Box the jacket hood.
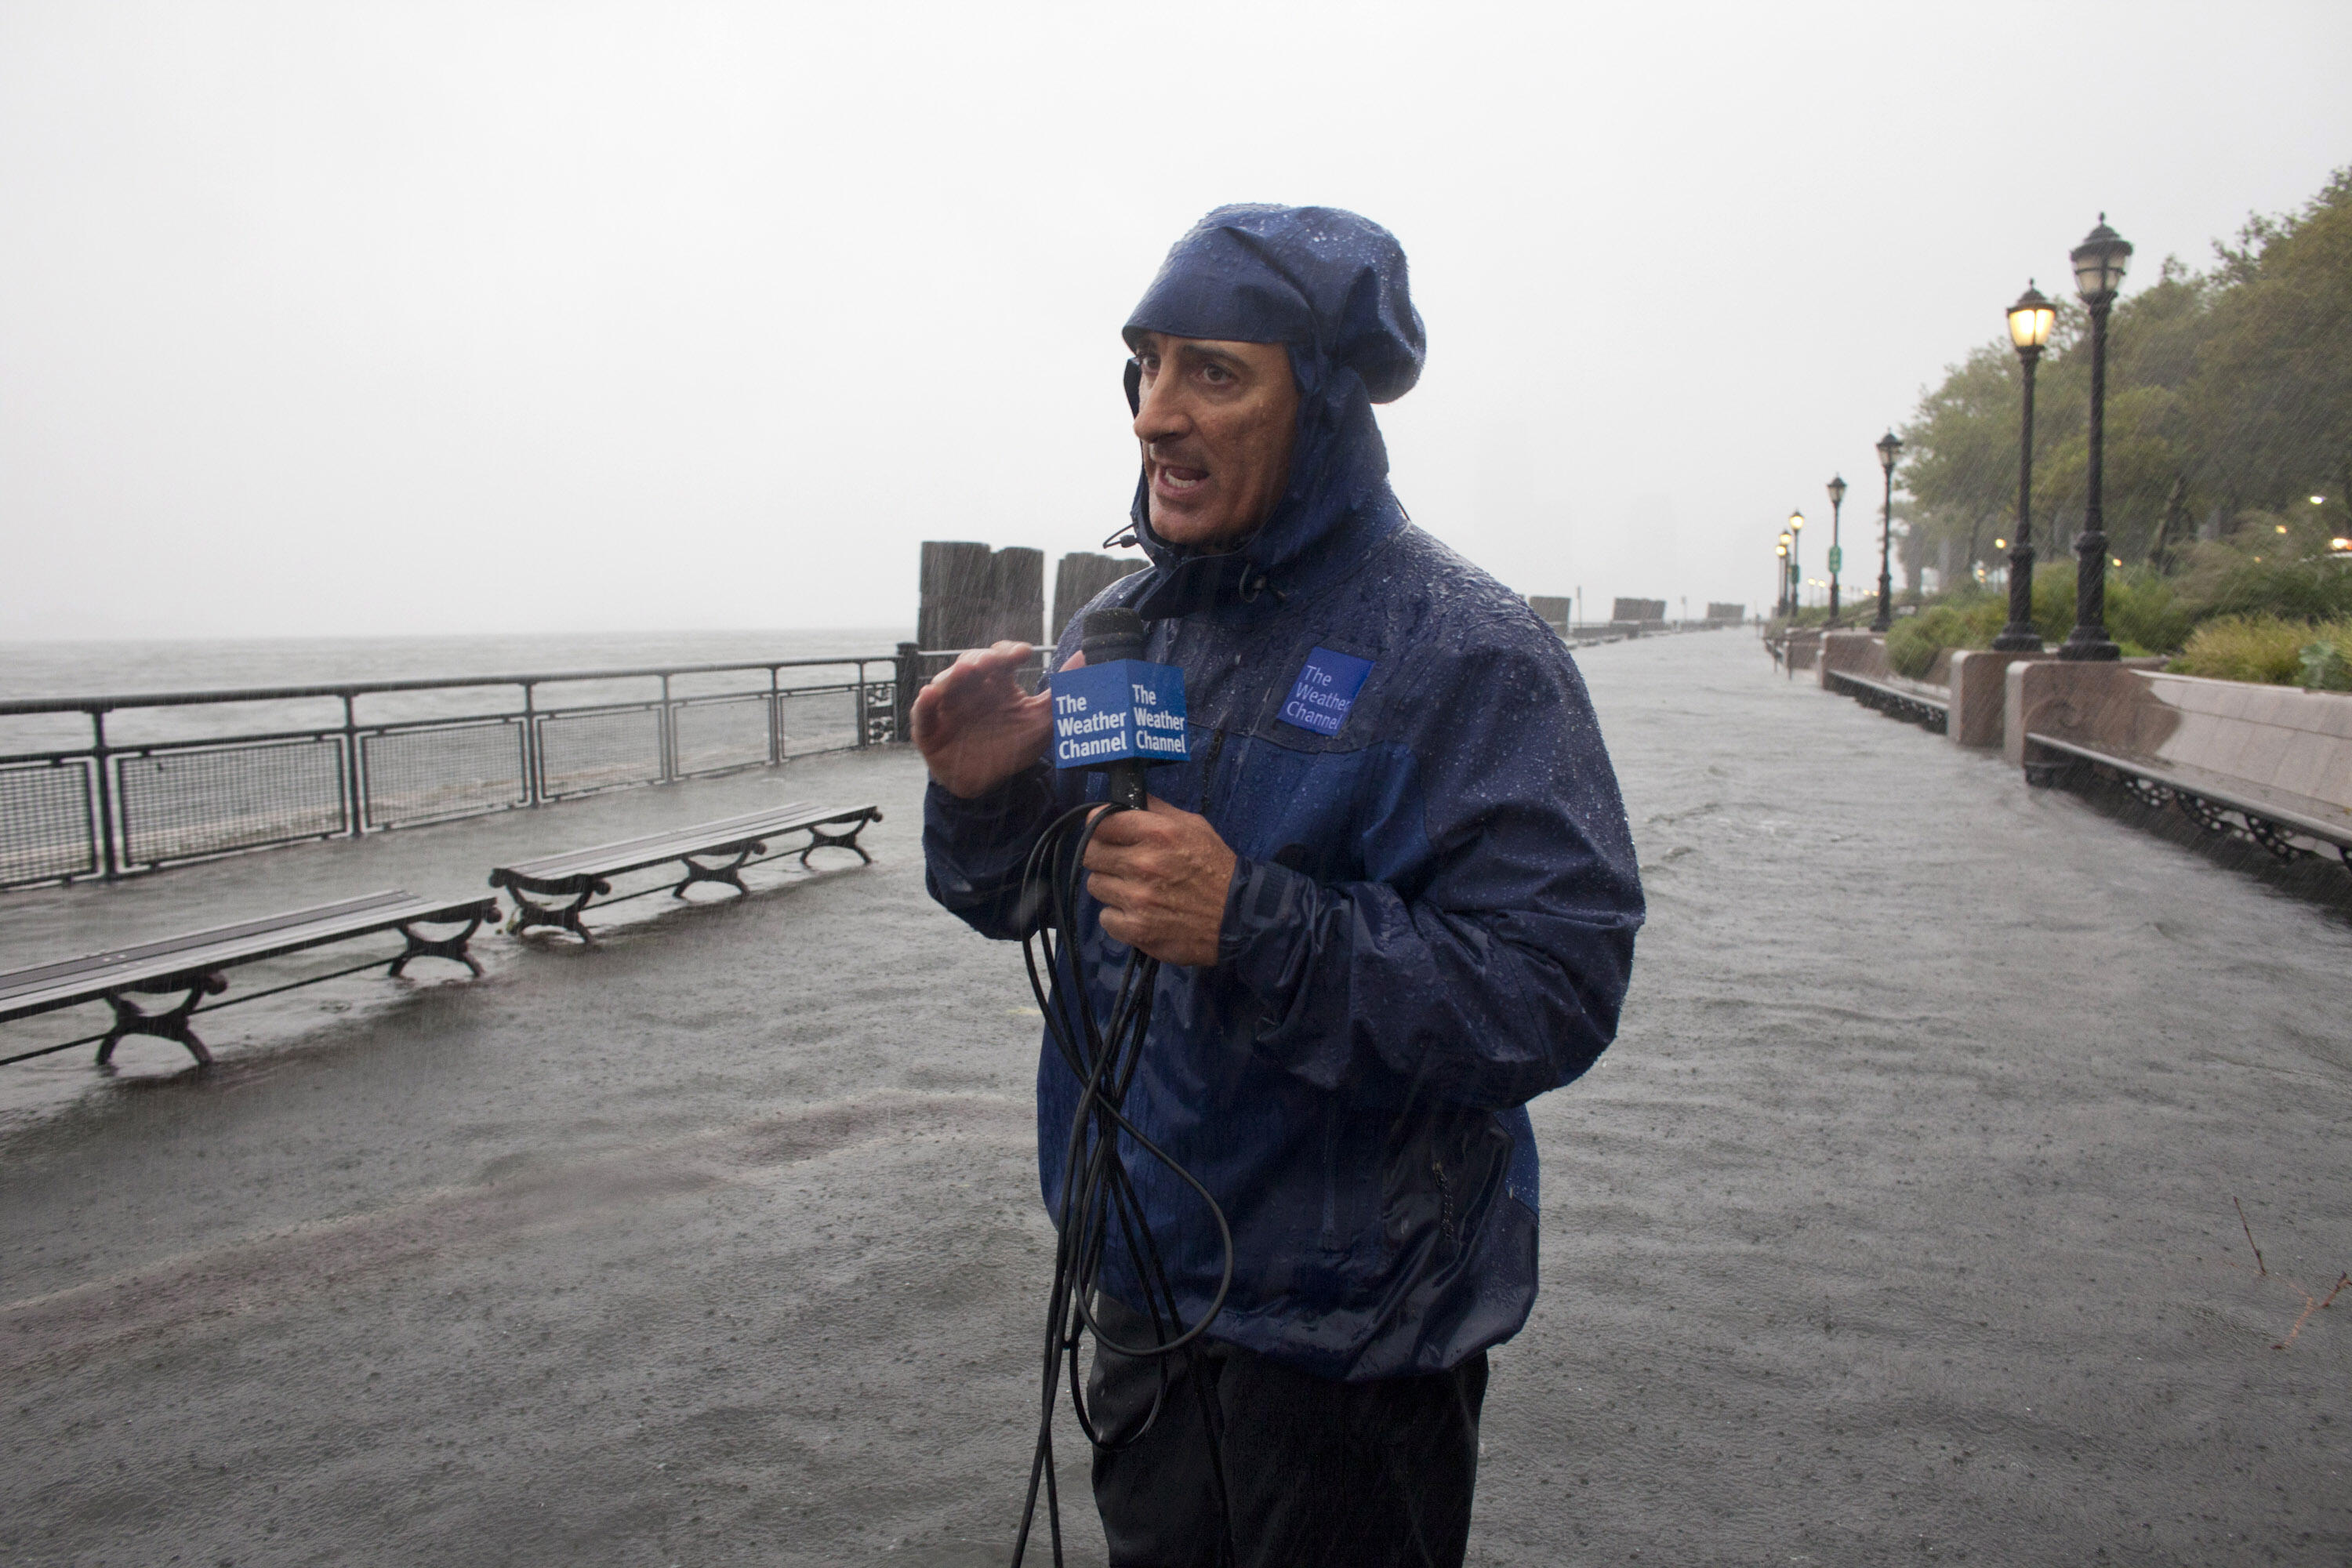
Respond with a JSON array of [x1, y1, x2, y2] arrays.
[[1120, 205, 1425, 620]]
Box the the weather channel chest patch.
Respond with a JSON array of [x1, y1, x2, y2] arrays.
[[1278, 648, 1375, 737]]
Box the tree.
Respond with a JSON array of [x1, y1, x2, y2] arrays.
[[2182, 169, 2352, 517], [1896, 169, 2350, 574]]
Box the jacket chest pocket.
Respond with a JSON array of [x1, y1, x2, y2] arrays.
[[1213, 735, 1379, 883]]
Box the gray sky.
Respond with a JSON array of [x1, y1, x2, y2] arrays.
[[5, 0, 2348, 640]]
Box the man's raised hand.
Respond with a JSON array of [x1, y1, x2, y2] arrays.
[[913, 641, 1062, 799]]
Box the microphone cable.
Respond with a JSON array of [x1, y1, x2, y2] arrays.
[[1007, 793, 1237, 1567]]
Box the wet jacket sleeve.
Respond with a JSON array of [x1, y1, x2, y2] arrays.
[[1216, 643, 1642, 1112], [923, 764, 1061, 940]]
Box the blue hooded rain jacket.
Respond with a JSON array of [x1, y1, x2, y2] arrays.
[[924, 205, 1643, 1381]]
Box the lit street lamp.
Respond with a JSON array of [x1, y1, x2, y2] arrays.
[[1788, 511, 1804, 620], [2060, 216, 2132, 660], [1993, 281, 2057, 652], [1825, 476, 1848, 625], [1777, 531, 1793, 618], [1872, 430, 1903, 631]]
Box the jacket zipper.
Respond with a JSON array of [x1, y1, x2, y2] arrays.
[[1198, 727, 1229, 815]]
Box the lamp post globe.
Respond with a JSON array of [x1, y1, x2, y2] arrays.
[[1871, 430, 1903, 631], [1992, 281, 2058, 652], [1826, 475, 1848, 626], [2071, 216, 2133, 303], [2062, 217, 2132, 661]]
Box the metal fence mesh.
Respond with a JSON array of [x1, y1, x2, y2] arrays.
[[6, 657, 901, 887], [362, 720, 529, 828], [672, 695, 771, 777], [0, 760, 97, 887], [781, 688, 861, 757], [117, 739, 347, 866], [536, 706, 663, 797]]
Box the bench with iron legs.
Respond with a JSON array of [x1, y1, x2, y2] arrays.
[[1824, 667, 1951, 734], [0, 891, 499, 1068], [487, 801, 882, 941], [2024, 732, 2352, 870]]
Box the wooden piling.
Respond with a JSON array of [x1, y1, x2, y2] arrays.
[[1051, 552, 1147, 644]]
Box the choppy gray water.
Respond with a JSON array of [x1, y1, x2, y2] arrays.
[[2, 629, 2347, 1566]]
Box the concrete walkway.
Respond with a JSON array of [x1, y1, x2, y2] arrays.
[[3, 632, 2348, 1566]]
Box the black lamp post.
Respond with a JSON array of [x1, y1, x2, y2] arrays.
[[1992, 281, 2057, 652], [1871, 430, 1902, 631], [1826, 476, 1848, 626], [2060, 216, 2132, 660], [1777, 532, 1792, 618], [1788, 512, 1805, 617]]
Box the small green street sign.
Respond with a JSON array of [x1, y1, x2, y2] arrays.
[[1827, 546, 1843, 572]]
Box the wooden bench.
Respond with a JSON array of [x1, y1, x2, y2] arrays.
[[488, 801, 882, 940], [0, 891, 499, 1067]]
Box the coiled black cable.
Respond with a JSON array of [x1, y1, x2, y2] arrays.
[[1008, 797, 1237, 1567]]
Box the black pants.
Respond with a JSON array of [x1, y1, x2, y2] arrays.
[[1086, 1296, 1489, 1568]]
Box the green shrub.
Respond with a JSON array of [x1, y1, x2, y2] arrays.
[[2107, 572, 2196, 655], [2299, 635, 2352, 691], [2030, 562, 2075, 645], [2176, 524, 2352, 623], [2024, 561, 2194, 655], [2169, 615, 2352, 684], [1878, 524, 2350, 681], [1885, 597, 2005, 677]]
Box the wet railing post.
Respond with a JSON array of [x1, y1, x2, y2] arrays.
[[659, 673, 675, 783], [895, 642, 920, 745], [768, 666, 782, 766], [343, 691, 364, 836], [523, 681, 542, 805], [89, 706, 120, 881]]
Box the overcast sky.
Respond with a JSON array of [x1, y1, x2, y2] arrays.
[[4, 1, 2348, 641]]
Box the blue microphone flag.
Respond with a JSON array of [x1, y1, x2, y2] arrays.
[[1050, 659, 1189, 770]]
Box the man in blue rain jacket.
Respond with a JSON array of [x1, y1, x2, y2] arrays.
[[917, 205, 1643, 1568]]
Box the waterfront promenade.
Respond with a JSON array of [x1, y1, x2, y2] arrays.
[[3, 630, 2347, 1565]]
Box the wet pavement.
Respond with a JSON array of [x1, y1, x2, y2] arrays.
[[4, 630, 2349, 1566]]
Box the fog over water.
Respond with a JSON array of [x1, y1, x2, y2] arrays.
[[5, 2, 2349, 644]]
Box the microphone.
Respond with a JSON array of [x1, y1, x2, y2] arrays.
[[1079, 611, 1149, 808], [1057, 608, 1188, 809], [1080, 606, 1147, 666]]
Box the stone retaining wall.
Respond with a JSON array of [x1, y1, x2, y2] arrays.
[[1945, 650, 2049, 747]]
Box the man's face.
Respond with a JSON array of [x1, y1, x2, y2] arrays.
[[1131, 331, 1299, 550]]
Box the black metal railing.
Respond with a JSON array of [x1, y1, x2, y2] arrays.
[[0, 654, 906, 889]]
